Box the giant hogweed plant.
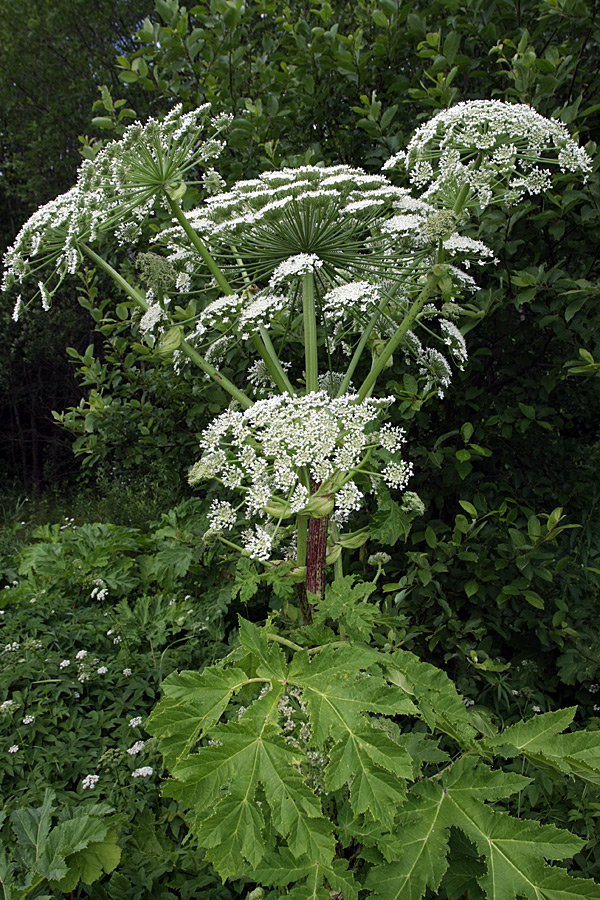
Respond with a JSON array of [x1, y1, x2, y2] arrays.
[[4, 101, 600, 900]]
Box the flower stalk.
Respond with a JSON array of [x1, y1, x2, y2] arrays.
[[80, 243, 253, 410], [302, 272, 318, 393]]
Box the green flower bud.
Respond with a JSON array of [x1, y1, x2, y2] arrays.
[[304, 493, 335, 518]]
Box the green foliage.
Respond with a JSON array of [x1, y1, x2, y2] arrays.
[[0, 506, 248, 898], [148, 598, 600, 899], [3, 2, 600, 898], [0, 790, 119, 897]]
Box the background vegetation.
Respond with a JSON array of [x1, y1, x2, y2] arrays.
[[1, 0, 600, 897]]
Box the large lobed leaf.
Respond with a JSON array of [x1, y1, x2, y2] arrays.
[[485, 708, 600, 785], [365, 757, 600, 900]]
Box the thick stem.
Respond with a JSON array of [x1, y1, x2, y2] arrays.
[[302, 272, 318, 393], [295, 582, 314, 625], [306, 514, 329, 599], [329, 522, 344, 580], [336, 292, 392, 398], [305, 476, 329, 601], [80, 243, 148, 309], [251, 330, 295, 396]]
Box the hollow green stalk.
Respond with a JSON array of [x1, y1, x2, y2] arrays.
[[336, 292, 393, 398], [302, 272, 318, 393], [329, 522, 344, 579], [165, 193, 233, 295], [167, 198, 294, 398], [356, 274, 437, 402], [80, 243, 253, 409], [251, 330, 295, 396]]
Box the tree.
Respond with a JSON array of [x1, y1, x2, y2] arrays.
[[0, 0, 154, 490]]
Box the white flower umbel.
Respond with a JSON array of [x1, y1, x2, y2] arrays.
[[270, 253, 324, 286], [188, 392, 410, 560], [383, 100, 592, 209], [161, 164, 435, 290], [2, 105, 229, 310]]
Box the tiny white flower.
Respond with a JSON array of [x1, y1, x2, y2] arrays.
[[59, 659, 70, 668], [22, 715, 34, 725], [122, 668, 132, 677], [131, 766, 153, 778], [97, 666, 108, 675], [75, 650, 87, 660], [128, 716, 143, 728], [8, 744, 19, 753], [81, 774, 99, 790], [127, 740, 146, 756]]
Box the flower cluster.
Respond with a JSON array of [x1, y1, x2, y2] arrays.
[[2, 105, 229, 317], [383, 100, 592, 208], [188, 392, 410, 560], [162, 163, 435, 291]]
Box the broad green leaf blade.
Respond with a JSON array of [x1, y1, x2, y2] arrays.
[[366, 757, 598, 900], [146, 666, 250, 765], [254, 849, 359, 900], [197, 792, 266, 880], [441, 758, 599, 900], [290, 646, 416, 744], [364, 780, 451, 900], [387, 649, 479, 745], [170, 725, 261, 809], [39, 816, 110, 883], [0, 846, 16, 900], [174, 723, 334, 879], [10, 790, 55, 882], [315, 576, 379, 639], [238, 617, 288, 678], [50, 828, 120, 891], [486, 709, 600, 785], [325, 729, 412, 826]]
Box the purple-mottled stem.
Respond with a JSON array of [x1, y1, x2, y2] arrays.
[[306, 514, 329, 599], [305, 476, 329, 604]]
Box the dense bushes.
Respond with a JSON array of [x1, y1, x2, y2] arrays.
[[1, 1, 600, 897]]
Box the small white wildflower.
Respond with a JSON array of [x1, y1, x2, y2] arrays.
[[383, 460, 413, 490], [532, 705, 541, 713], [75, 650, 88, 660], [97, 666, 108, 675], [81, 774, 99, 790], [22, 715, 34, 725], [241, 525, 273, 561], [128, 716, 143, 728], [122, 668, 132, 677], [8, 744, 19, 753], [131, 766, 153, 778], [127, 740, 146, 756], [0, 700, 15, 714], [59, 659, 70, 669]]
